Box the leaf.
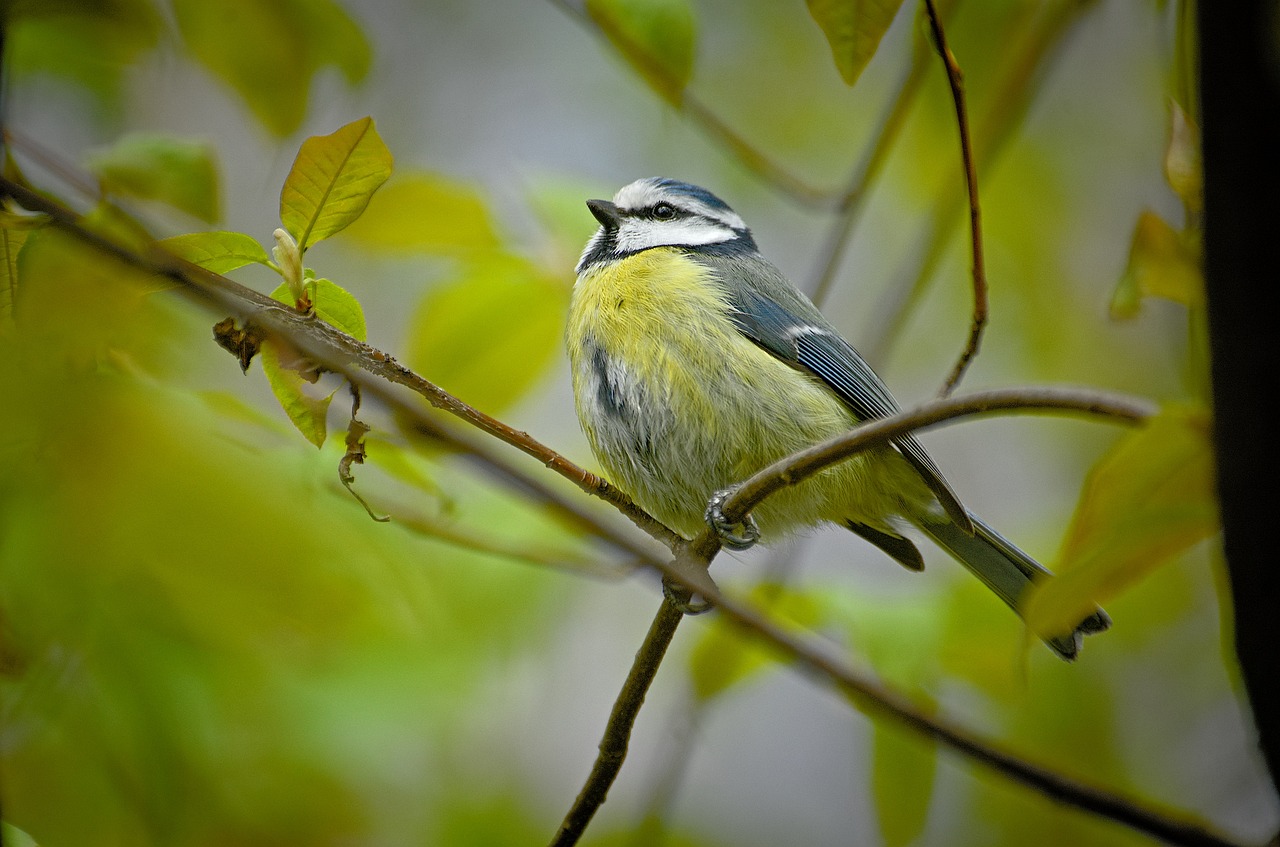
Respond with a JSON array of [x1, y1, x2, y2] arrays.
[[280, 117, 394, 252], [1024, 407, 1219, 640], [806, 0, 907, 86], [687, 583, 822, 702], [170, 0, 371, 137], [406, 255, 566, 414], [86, 134, 221, 223], [1111, 210, 1203, 319], [4, 0, 161, 110], [340, 172, 499, 253], [269, 279, 367, 341], [260, 337, 337, 448], [282, 0, 372, 86], [871, 721, 937, 847], [585, 0, 697, 106], [1165, 100, 1202, 213], [1, 212, 43, 323], [160, 231, 271, 274]]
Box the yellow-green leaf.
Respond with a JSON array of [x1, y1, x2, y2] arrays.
[[260, 337, 337, 448], [340, 172, 498, 253], [170, 0, 369, 137], [585, 0, 696, 106], [687, 583, 822, 702], [871, 722, 937, 847], [280, 117, 393, 252], [806, 0, 907, 86], [269, 279, 367, 341], [160, 232, 271, 274], [1111, 210, 1203, 319], [1165, 100, 1202, 213], [1025, 407, 1219, 640], [406, 255, 565, 414], [4, 0, 161, 110], [86, 134, 221, 223], [1, 213, 43, 323]]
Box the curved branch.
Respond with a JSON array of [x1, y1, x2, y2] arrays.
[[716, 386, 1157, 529]]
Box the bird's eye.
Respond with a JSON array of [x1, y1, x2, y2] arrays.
[[652, 202, 677, 220]]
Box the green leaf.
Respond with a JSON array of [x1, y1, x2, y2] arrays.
[[687, 583, 823, 702], [406, 255, 566, 414], [585, 0, 697, 106], [160, 231, 271, 274], [280, 117, 394, 252], [270, 279, 367, 341], [1025, 407, 1219, 640], [1, 213, 43, 323], [283, 0, 372, 86], [340, 172, 498, 253], [871, 722, 937, 847], [260, 337, 337, 448], [1111, 210, 1203, 319], [85, 134, 221, 223], [4, 0, 161, 110], [170, 0, 371, 137], [171, 0, 308, 137], [806, 0, 907, 86]]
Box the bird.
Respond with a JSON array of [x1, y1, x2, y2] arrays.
[[566, 177, 1109, 660]]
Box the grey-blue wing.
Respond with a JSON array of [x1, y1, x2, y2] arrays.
[[728, 284, 972, 532]]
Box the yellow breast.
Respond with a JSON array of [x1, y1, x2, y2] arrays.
[[567, 248, 895, 538]]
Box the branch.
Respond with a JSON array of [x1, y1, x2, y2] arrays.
[[861, 1, 1097, 364], [923, 0, 988, 396], [0, 174, 678, 567], [549, 598, 686, 847], [715, 386, 1157, 529], [2, 176, 1245, 847]]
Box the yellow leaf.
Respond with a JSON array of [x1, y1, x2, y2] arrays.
[[1111, 210, 1203, 319], [1025, 407, 1219, 640], [280, 117, 393, 252], [340, 172, 498, 253], [260, 337, 336, 448], [406, 255, 566, 414], [1165, 99, 1202, 213], [806, 0, 907, 86]]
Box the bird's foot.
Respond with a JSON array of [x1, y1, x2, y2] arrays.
[[705, 487, 760, 551], [663, 577, 713, 614]]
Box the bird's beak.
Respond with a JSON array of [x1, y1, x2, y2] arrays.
[[586, 199, 621, 229]]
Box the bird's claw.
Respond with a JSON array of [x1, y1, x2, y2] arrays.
[[705, 488, 760, 551], [663, 578, 713, 614]]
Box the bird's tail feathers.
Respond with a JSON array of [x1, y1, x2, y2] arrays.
[[918, 513, 1110, 660]]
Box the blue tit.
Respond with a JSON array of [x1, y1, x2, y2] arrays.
[[567, 177, 1109, 659]]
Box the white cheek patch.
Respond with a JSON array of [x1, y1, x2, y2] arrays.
[[614, 217, 737, 252]]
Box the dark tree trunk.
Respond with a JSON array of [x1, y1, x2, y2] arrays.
[[1198, 2, 1280, 790]]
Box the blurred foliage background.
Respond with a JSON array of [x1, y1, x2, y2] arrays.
[[1, 0, 1276, 845]]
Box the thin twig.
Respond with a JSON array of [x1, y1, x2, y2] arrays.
[[550, 598, 686, 847], [923, 0, 987, 396], [2, 175, 1246, 847], [862, 1, 1096, 364]]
